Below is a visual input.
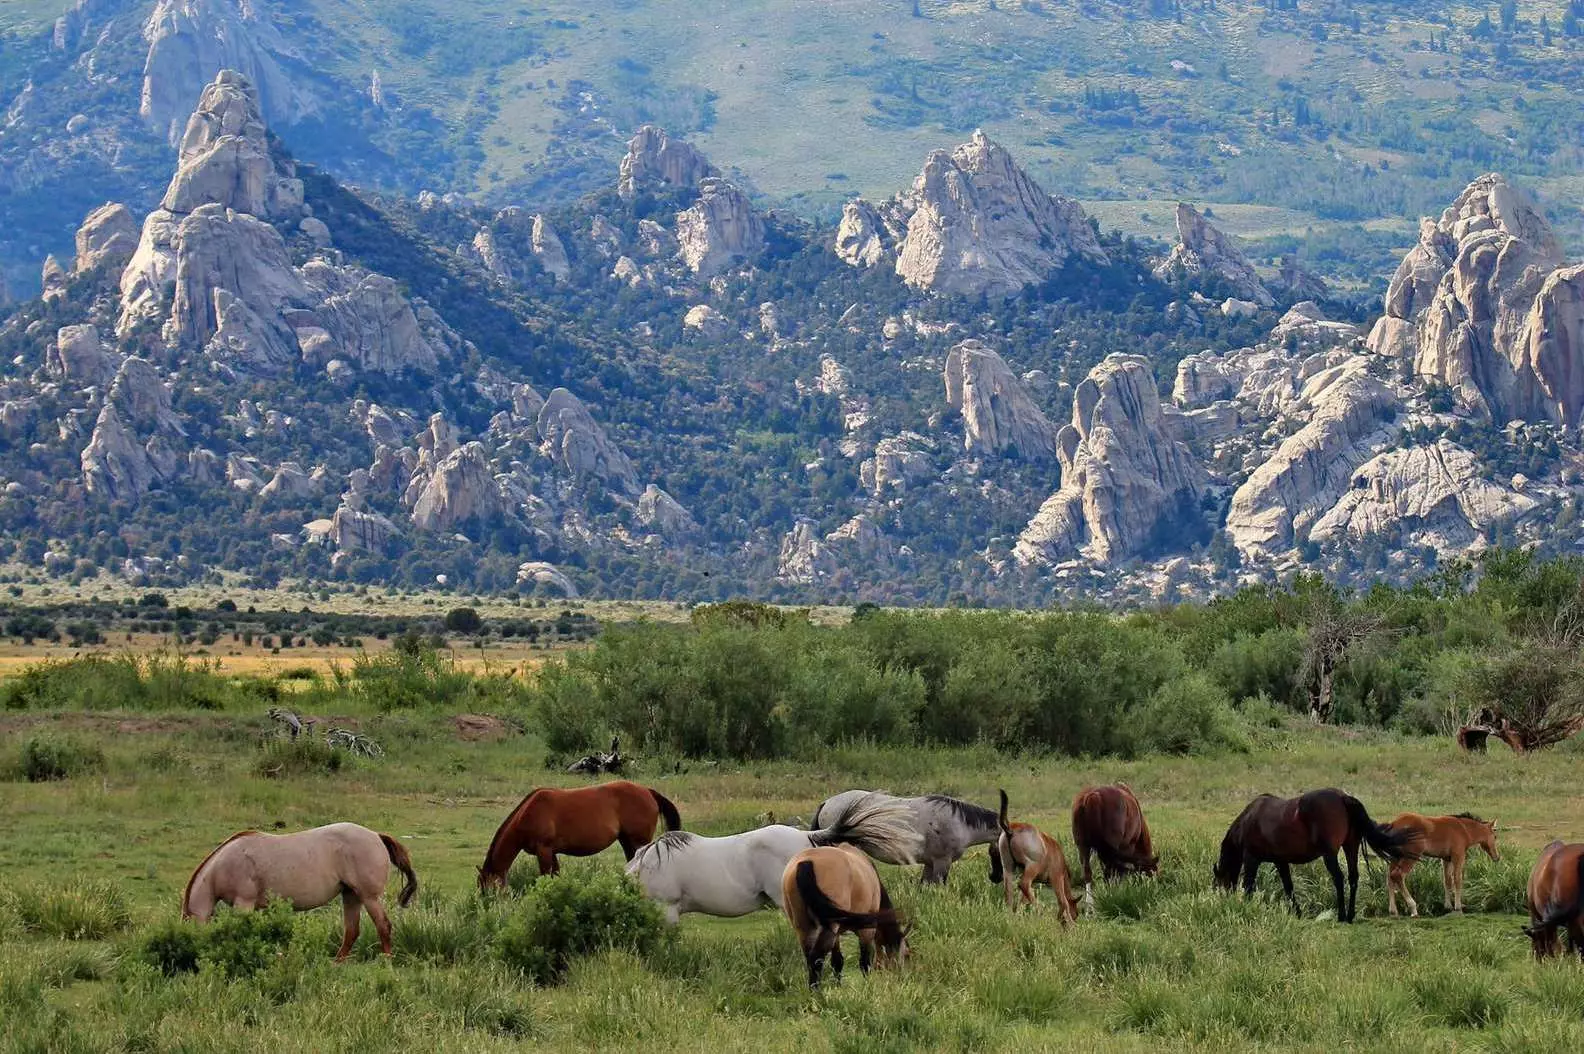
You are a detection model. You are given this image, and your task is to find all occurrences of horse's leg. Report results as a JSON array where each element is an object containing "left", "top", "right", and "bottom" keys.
[
  {"left": 1241, "top": 856, "right": 1259, "bottom": 899},
  {"left": 1386, "top": 862, "right": 1400, "bottom": 917},
  {"left": 1451, "top": 850, "right": 1465, "bottom": 913},
  {"left": 1568, "top": 919, "right": 1584, "bottom": 961},
  {"left": 1079, "top": 846, "right": 1096, "bottom": 913},
  {"left": 365, "top": 897, "right": 393, "bottom": 956},
  {"left": 1322, "top": 852, "right": 1347, "bottom": 922},
  {"left": 808, "top": 927, "right": 838, "bottom": 989},
  {"left": 1002, "top": 850, "right": 1018, "bottom": 911},
  {"left": 1441, "top": 858, "right": 1454, "bottom": 912},
  {"left": 1275, "top": 862, "right": 1298, "bottom": 914},
  {"left": 617, "top": 833, "right": 640, "bottom": 861},
  {"left": 829, "top": 937, "right": 845, "bottom": 984},
  {"left": 1020, "top": 865, "right": 1038, "bottom": 910},
  {"left": 1344, "top": 842, "right": 1360, "bottom": 922},
  {"left": 859, "top": 934, "right": 874, "bottom": 974},
  {"left": 536, "top": 848, "right": 559, "bottom": 877},
  {"left": 335, "top": 891, "right": 361, "bottom": 962}
]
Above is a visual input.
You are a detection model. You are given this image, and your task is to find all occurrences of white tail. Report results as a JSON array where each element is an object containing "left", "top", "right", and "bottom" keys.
[{"left": 809, "top": 792, "right": 923, "bottom": 864}]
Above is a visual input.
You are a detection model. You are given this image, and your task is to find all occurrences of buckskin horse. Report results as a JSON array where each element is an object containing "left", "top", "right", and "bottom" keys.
[
  {"left": 1213, "top": 789, "right": 1416, "bottom": 921},
  {"left": 1383, "top": 812, "right": 1500, "bottom": 917},
  {"left": 811, "top": 789, "right": 1003, "bottom": 885},
  {"left": 1525, "top": 840, "right": 1584, "bottom": 959},
  {"left": 627, "top": 792, "right": 920, "bottom": 922},
  {"left": 183, "top": 823, "right": 418, "bottom": 961},
  {"left": 780, "top": 844, "right": 910, "bottom": 989},
  {"left": 1071, "top": 783, "right": 1159, "bottom": 909},
  {"left": 478, "top": 779, "right": 681, "bottom": 889}
]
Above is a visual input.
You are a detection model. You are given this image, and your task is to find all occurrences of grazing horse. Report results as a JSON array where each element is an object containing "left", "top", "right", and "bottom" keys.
[
  {"left": 1213, "top": 789, "right": 1415, "bottom": 922},
  {"left": 996, "top": 790, "right": 1078, "bottom": 921},
  {"left": 1525, "top": 840, "right": 1584, "bottom": 959},
  {"left": 627, "top": 793, "right": 922, "bottom": 923},
  {"left": 183, "top": 823, "right": 418, "bottom": 961},
  {"left": 781, "top": 844, "right": 910, "bottom": 989},
  {"left": 812, "top": 789, "right": 1003, "bottom": 884},
  {"left": 1384, "top": 813, "right": 1500, "bottom": 917},
  {"left": 1071, "top": 783, "right": 1159, "bottom": 909},
  {"left": 478, "top": 780, "right": 681, "bottom": 889}
]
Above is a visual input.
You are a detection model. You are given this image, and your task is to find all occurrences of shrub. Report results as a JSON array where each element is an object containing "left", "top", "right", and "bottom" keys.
[
  {"left": 445, "top": 607, "right": 483, "bottom": 635},
  {"left": 497, "top": 870, "right": 668, "bottom": 985},
  {"left": 1130, "top": 673, "right": 1250, "bottom": 756},
  {"left": 254, "top": 737, "right": 346, "bottom": 778},
  {"left": 10, "top": 735, "right": 104, "bottom": 782},
  {"left": 1, "top": 880, "right": 130, "bottom": 939},
  {"left": 201, "top": 903, "right": 296, "bottom": 978},
  {"left": 137, "top": 920, "right": 204, "bottom": 976}
]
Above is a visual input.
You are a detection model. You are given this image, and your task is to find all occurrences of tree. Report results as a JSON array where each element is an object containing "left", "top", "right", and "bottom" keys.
[
  {"left": 1296, "top": 589, "right": 1388, "bottom": 722},
  {"left": 1466, "top": 640, "right": 1584, "bottom": 753},
  {"left": 444, "top": 606, "right": 484, "bottom": 635}
]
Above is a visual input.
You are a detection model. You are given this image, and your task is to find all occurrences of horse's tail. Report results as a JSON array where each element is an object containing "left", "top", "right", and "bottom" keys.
[
  {"left": 807, "top": 792, "right": 921, "bottom": 864},
  {"left": 794, "top": 860, "right": 887, "bottom": 931},
  {"left": 1524, "top": 851, "right": 1584, "bottom": 938},
  {"left": 998, "top": 789, "right": 1013, "bottom": 837},
  {"left": 380, "top": 833, "right": 419, "bottom": 907},
  {"left": 1342, "top": 794, "right": 1417, "bottom": 862},
  {"left": 650, "top": 789, "right": 683, "bottom": 832}
]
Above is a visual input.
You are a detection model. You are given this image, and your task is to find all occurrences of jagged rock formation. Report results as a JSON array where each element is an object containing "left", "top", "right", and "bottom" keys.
[
  {"left": 1309, "top": 439, "right": 1535, "bottom": 548},
  {"left": 1015, "top": 355, "right": 1202, "bottom": 566},
  {"left": 258, "top": 462, "right": 317, "bottom": 503},
  {"left": 835, "top": 131, "right": 1107, "bottom": 297},
  {"left": 140, "top": 0, "right": 315, "bottom": 146},
  {"left": 467, "top": 209, "right": 570, "bottom": 283},
  {"left": 861, "top": 433, "right": 935, "bottom": 495},
  {"left": 410, "top": 443, "right": 500, "bottom": 531},
  {"left": 1367, "top": 173, "right": 1584, "bottom": 426},
  {"left": 329, "top": 505, "right": 396, "bottom": 552},
  {"left": 81, "top": 406, "right": 158, "bottom": 500},
  {"left": 41, "top": 256, "right": 68, "bottom": 303},
  {"left": 683, "top": 304, "right": 729, "bottom": 337},
  {"left": 530, "top": 215, "right": 570, "bottom": 281},
  {"left": 48, "top": 325, "right": 115, "bottom": 387},
  {"left": 1153, "top": 204, "right": 1273, "bottom": 307},
  {"left": 301, "top": 263, "right": 444, "bottom": 375},
  {"left": 517, "top": 562, "right": 578, "bottom": 596},
  {"left": 73, "top": 204, "right": 139, "bottom": 276},
  {"left": 825, "top": 514, "right": 894, "bottom": 567},
  {"left": 777, "top": 519, "right": 836, "bottom": 583},
  {"left": 675, "top": 179, "right": 765, "bottom": 276},
  {"left": 944, "top": 339, "right": 1058, "bottom": 460},
  {"left": 617, "top": 126, "right": 717, "bottom": 199},
  {"left": 636, "top": 485, "right": 697, "bottom": 538},
  {"left": 160, "top": 71, "right": 303, "bottom": 219},
  {"left": 536, "top": 387, "right": 638, "bottom": 492},
  {"left": 1173, "top": 303, "right": 1359, "bottom": 417},
  {"left": 1224, "top": 357, "right": 1399, "bottom": 556}
]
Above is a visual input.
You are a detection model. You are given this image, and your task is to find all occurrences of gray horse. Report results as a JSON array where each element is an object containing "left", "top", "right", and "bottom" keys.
[{"left": 812, "top": 789, "right": 1003, "bottom": 885}]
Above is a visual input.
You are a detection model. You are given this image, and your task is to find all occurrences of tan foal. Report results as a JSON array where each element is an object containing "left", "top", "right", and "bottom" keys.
[
  {"left": 996, "top": 790, "right": 1079, "bottom": 922},
  {"left": 1385, "top": 813, "right": 1498, "bottom": 917}
]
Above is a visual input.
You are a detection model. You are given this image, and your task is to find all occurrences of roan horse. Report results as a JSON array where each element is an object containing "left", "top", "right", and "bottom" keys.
[
  {"left": 183, "top": 823, "right": 418, "bottom": 961},
  {"left": 1525, "top": 840, "right": 1584, "bottom": 959},
  {"left": 812, "top": 789, "right": 1003, "bottom": 884},
  {"left": 626, "top": 793, "right": 922, "bottom": 922},
  {"left": 1383, "top": 812, "right": 1500, "bottom": 917},
  {"left": 479, "top": 779, "right": 681, "bottom": 889},
  {"left": 781, "top": 844, "right": 910, "bottom": 989},
  {"left": 1214, "top": 789, "right": 1416, "bottom": 922},
  {"left": 996, "top": 790, "right": 1079, "bottom": 921},
  {"left": 1071, "top": 783, "right": 1159, "bottom": 909}
]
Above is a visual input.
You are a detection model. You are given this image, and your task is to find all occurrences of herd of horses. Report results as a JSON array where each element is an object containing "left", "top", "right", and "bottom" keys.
[{"left": 178, "top": 779, "right": 1584, "bottom": 988}]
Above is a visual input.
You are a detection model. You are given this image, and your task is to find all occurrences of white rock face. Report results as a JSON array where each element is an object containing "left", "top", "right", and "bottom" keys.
[
  {"left": 825, "top": 514, "right": 893, "bottom": 566},
  {"left": 861, "top": 433, "right": 935, "bottom": 495},
  {"left": 410, "top": 442, "right": 500, "bottom": 531},
  {"left": 109, "top": 356, "right": 182, "bottom": 434},
  {"left": 73, "top": 204, "right": 139, "bottom": 275},
  {"left": 836, "top": 130, "right": 1107, "bottom": 297},
  {"left": 140, "top": 0, "right": 315, "bottom": 146},
  {"left": 517, "top": 561, "right": 578, "bottom": 597},
  {"left": 1153, "top": 204, "right": 1273, "bottom": 307},
  {"left": 530, "top": 215, "right": 570, "bottom": 281},
  {"left": 1367, "top": 173, "right": 1584, "bottom": 425},
  {"left": 1309, "top": 439, "right": 1535, "bottom": 548},
  {"left": 161, "top": 69, "right": 302, "bottom": 219},
  {"left": 944, "top": 339, "right": 1058, "bottom": 460},
  {"left": 636, "top": 484, "right": 697, "bottom": 538},
  {"left": 1015, "top": 355, "right": 1202, "bottom": 566},
  {"left": 302, "top": 263, "right": 442, "bottom": 375},
  {"left": 777, "top": 519, "right": 836, "bottom": 583},
  {"left": 536, "top": 388, "right": 638, "bottom": 493},
  {"left": 617, "top": 125, "right": 717, "bottom": 199},
  {"left": 81, "top": 405, "right": 157, "bottom": 500},
  {"left": 683, "top": 304, "right": 729, "bottom": 337},
  {"left": 675, "top": 178, "right": 765, "bottom": 276},
  {"left": 258, "top": 461, "right": 317, "bottom": 503},
  {"left": 49, "top": 325, "right": 114, "bottom": 387},
  {"left": 1224, "top": 357, "right": 1399, "bottom": 556},
  {"left": 330, "top": 505, "right": 397, "bottom": 552}
]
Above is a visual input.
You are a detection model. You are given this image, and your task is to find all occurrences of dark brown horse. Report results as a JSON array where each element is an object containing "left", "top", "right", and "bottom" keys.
[
  {"left": 478, "top": 780, "right": 681, "bottom": 889},
  {"left": 1525, "top": 840, "right": 1584, "bottom": 959},
  {"left": 1213, "top": 789, "right": 1415, "bottom": 921},
  {"left": 1071, "top": 784, "right": 1158, "bottom": 908}
]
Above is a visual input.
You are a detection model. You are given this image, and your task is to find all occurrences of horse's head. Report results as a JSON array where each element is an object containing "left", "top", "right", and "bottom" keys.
[
  {"left": 877, "top": 917, "right": 912, "bottom": 969},
  {"left": 477, "top": 865, "right": 508, "bottom": 894},
  {"left": 1212, "top": 830, "right": 1241, "bottom": 891},
  {"left": 1480, "top": 819, "right": 1500, "bottom": 862},
  {"left": 1137, "top": 854, "right": 1161, "bottom": 878}
]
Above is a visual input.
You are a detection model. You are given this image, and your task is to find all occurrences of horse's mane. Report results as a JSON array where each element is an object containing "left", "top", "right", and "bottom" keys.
[
  {"left": 483, "top": 789, "right": 546, "bottom": 872},
  {"left": 631, "top": 829, "right": 698, "bottom": 869},
  {"left": 182, "top": 830, "right": 257, "bottom": 914},
  {"left": 1452, "top": 812, "right": 1488, "bottom": 823},
  {"left": 921, "top": 794, "right": 997, "bottom": 829}
]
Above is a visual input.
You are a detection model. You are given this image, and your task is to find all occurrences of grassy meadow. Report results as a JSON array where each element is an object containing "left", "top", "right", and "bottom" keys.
[{"left": 5, "top": 683, "right": 1584, "bottom": 1052}]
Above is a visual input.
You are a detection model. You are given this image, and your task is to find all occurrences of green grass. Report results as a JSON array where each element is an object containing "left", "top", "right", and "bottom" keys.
[{"left": 3, "top": 700, "right": 1584, "bottom": 1051}]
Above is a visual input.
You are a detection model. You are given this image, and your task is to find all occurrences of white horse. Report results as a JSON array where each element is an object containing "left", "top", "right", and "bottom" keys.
[
  {"left": 813, "top": 789, "right": 1004, "bottom": 885},
  {"left": 627, "top": 793, "right": 922, "bottom": 923}
]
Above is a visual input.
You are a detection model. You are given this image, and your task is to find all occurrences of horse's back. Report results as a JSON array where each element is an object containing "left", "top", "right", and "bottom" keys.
[
  {"left": 1529, "top": 841, "right": 1584, "bottom": 918},
  {"left": 782, "top": 844, "right": 881, "bottom": 926},
  {"left": 813, "top": 789, "right": 883, "bottom": 830}
]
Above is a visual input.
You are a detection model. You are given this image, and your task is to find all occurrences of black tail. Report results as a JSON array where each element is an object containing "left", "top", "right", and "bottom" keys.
[
  {"left": 998, "top": 789, "right": 1012, "bottom": 837},
  {"left": 1524, "top": 852, "right": 1584, "bottom": 937},
  {"left": 650, "top": 789, "right": 682, "bottom": 832},
  {"left": 795, "top": 860, "right": 886, "bottom": 930},
  {"left": 1342, "top": 794, "right": 1417, "bottom": 862}
]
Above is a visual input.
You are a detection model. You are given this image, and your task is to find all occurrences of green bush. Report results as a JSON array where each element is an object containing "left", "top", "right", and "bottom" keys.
[
  {"left": 137, "top": 920, "right": 204, "bottom": 976},
  {"left": 497, "top": 870, "right": 668, "bottom": 985},
  {"left": 254, "top": 737, "right": 346, "bottom": 778},
  {"left": 1, "top": 880, "right": 130, "bottom": 939},
  {"left": 201, "top": 903, "right": 296, "bottom": 978},
  {"left": 10, "top": 734, "right": 104, "bottom": 782},
  {"left": 1130, "top": 673, "right": 1250, "bottom": 756}
]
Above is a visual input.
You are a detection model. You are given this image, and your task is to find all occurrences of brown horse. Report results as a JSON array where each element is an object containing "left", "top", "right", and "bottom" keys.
[
  {"left": 1213, "top": 789, "right": 1416, "bottom": 922},
  {"left": 1071, "top": 783, "right": 1158, "bottom": 909},
  {"left": 1384, "top": 813, "right": 1499, "bottom": 917},
  {"left": 996, "top": 790, "right": 1079, "bottom": 921},
  {"left": 1525, "top": 840, "right": 1584, "bottom": 959},
  {"left": 478, "top": 779, "right": 681, "bottom": 889},
  {"left": 183, "top": 823, "right": 418, "bottom": 961},
  {"left": 780, "top": 844, "right": 909, "bottom": 989}
]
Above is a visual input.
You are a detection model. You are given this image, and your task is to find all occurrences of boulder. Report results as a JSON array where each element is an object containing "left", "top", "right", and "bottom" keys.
[
  {"left": 675, "top": 178, "right": 765, "bottom": 276},
  {"left": 535, "top": 387, "right": 638, "bottom": 492},
  {"left": 777, "top": 519, "right": 836, "bottom": 583},
  {"left": 81, "top": 405, "right": 157, "bottom": 500},
  {"left": 41, "top": 255, "right": 68, "bottom": 303},
  {"left": 1015, "top": 355, "right": 1203, "bottom": 566},
  {"left": 530, "top": 215, "right": 570, "bottom": 281},
  {"left": 944, "top": 339, "right": 1058, "bottom": 460},
  {"left": 516, "top": 561, "right": 578, "bottom": 597},
  {"left": 825, "top": 514, "right": 893, "bottom": 566},
  {"left": 330, "top": 505, "right": 397, "bottom": 552},
  {"left": 636, "top": 484, "right": 697, "bottom": 538},
  {"left": 683, "top": 304, "right": 730, "bottom": 337},
  {"left": 837, "top": 130, "right": 1107, "bottom": 298},
  {"left": 109, "top": 356, "right": 182, "bottom": 434},
  {"left": 257, "top": 461, "right": 317, "bottom": 503},
  {"left": 861, "top": 433, "right": 935, "bottom": 494},
  {"left": 1153, "top": 204, "right": 1274, "bottom": 307},
  {"left": 410, "top": 442, "right": 501, "bottom": 531},
  {"left": 617, "top": 125, "right": 717, "bottom": 198},
  {"left": 73, "top": 203, "right": 139, "bottom": 275},
  {"left": 302, "top": 263, "right": 441, "bottom": 375},
  {"left": 48, "top": 325, "right": 114, "bottom": 387}
]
